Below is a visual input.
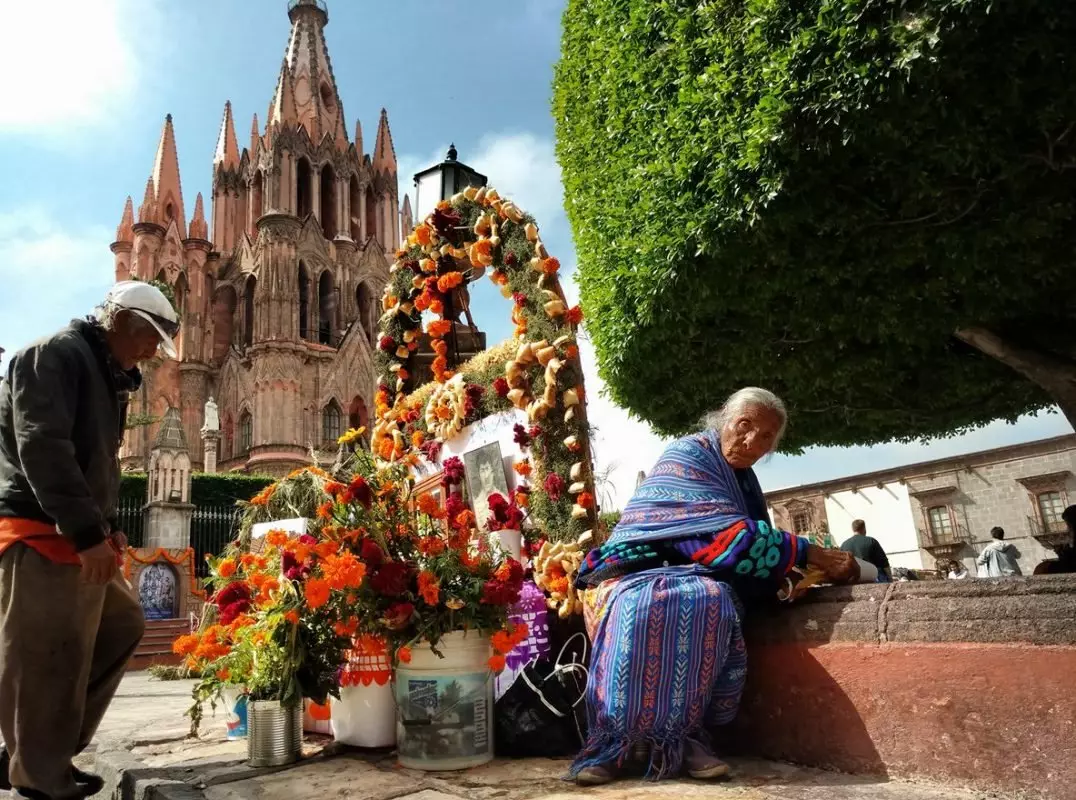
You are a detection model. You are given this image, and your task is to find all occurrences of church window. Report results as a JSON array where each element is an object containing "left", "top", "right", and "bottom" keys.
[
  {"left": 791, "top": 511, "right": 811, "bottom": 535},
  {"left": 164, "top": 203, "right": 175, "bottom": 222},
  {"left": 251, "top": 172, "right": 264, "bottom": 227},
  {"left": 320, "top": 163, "right": 336, "bottom": 239},
  {"left": 356, "top": 283, "right": 373, "bottom": 343},
  {"left": 243, "top": 277, "right": 256, "bottom": 347},
  {"left": 322, "top": 402, "right": 342, "bottom": 445},
  {"left": 926, "top": 506, "right": 955, "bottom": 544},
  {"left": 298, "top": 262, "right": 311, "bottom": 340},
  {"left": 239, "top": 412, "right": 253, "bottom": 454},
  {"left": 318, "top": 270, "right": 335, "bottom": 346},
  {"left": 364, "top": 184, "right": 377, "bottom": 242},
  {"left": 1037, "top": 491, "right": 1066, "bottom": 531},
  {"left": 319, "top": 82, "right": 336, "bottom": 112},
  {"left": 297, "top": 158, "right": 312, "bottom": 218},
  {"left": 349, "top": 176, "right": 361, "bottom": 240}
]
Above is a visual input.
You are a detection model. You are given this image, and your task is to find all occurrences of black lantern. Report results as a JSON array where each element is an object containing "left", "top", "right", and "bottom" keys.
[{"left": 413, "top": 144, "right": 488, "bottom": 223}]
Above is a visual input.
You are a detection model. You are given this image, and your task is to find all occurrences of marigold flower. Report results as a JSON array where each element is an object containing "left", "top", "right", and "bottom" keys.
[
  {"left": 416, "top": 493, "right": 443, "bottom": 518},
  {"left": 432, "top": 339, "right": 449, "bottom": 357},
  {"left": 436, "top": 272, "right": 464, "bottom": 293},
  {"left": 454, "top": 509, "right": 476, "bottom": 531},
  {"left": 285, "top": 609, "right": 300, "bottom": 624},
  {"left": 397, "top": 646, "right": 412, "bottom": 664},
  {"left": 563, "top": 344, "right": 580, "bottom": 361},
  {"left": 414, "top": 224, "right": 433, "bottom": 246},
  {"left": 265, "top": 530, "right": 288, "bottom": 548},
  {"left": 491, "top": 270, "right": 509, "bottom": 285},
  {"left": 321, "top": 552, "right": 367, "bottom": 591},
  {"left": 257, "top": 578, "right": 280, "bottom": 606},
  {"left": 172, "top": 633, "right": 200, "bottom": 656},
  {"left": 540, "top": 257, "right": 560, "bottom": 276},
  {"left": 488, "top": 654, "right": 507, "bottom": 672},
  {"left": 216, "top": 668, "right": 231, "bottom": 681},
  {"left": 217, "top": 558, "right": 237, "bottom": 579},
  {"left": 304, "top": 578, "right": 331, "bottom": 610},
  {"left": 429, "top": 298, "right": 445, "bottom": 316},
  {"left": 567, "top": 305, "right": 584, "bottom": 325},
  {"left": 577, "top": 491, "right": 595, "bottom": 510},
  {"left": 513, "top": 460, "right": 532, "bottom": 478},
  {"left": 427, "top": 319, "right": 453, "bottom": 339},
  {"left": 308, "top": 701, "right": 332, "bottom": 721},
  {"left": 417, "top": 570, "right": 440, "bottom": 605}
]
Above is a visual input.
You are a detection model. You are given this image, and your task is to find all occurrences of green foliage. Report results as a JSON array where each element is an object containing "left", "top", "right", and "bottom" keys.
[
  {"left": 553, "top": 0, "right": 1076, "bottom": 449},
  {"left": 120, "top": 472, "right": 274, "bottom": 507},
  {"left": 125, "top": 412, "right": 160, "bottom": 431}
]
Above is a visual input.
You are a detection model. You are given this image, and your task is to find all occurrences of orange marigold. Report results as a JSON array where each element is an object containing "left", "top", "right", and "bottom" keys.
[
  {"left": 325, "top": 480, "right": 347, "bottom": 498},
  {"left": 488, "top": 653, "right": 507, "bottom": 672},
  {"left": 304, "top": 578, "right": 331, "bottom": 609},
  {"left": 418, "top": 536, "right": 446, "bottom": 556},
  {"left": 432, "top": 339, "right": 449, "bottom": 357},
  {"left": 429, "top": 298, "right": 444, "bottom": 316},
  {"left": 378, "top": 438, "right": 395, "bottom": 460},
  {"left": 265, "top": 530, "right": 288, "bottom": 548},
  {"left": 567, "top": 305, "right": 584, "bottom": 325},
  {"left": 414, "top": 224, "right": 433, "bottom": 246},
  {"left": 540, "top": 257, "right": 561, "bottom": 275},
  {"left": 316, "top": 500, "right": 334, "bottom": 521},
  {"left": 417, "top": 570, "right": 440, "bottom": 606},
  {"left": 285, "top": 609, "right": 300, "bottom": 625},
  {"left": 217, "top": 558, "right": 237, "bottom": 578},
  {"left": 436, "top": 272, "right": 464, "bottom": 293},
  {"left": 416, "top": 493, "right": 443, "bottom": 518},
  {"left": 513, "top": 460, "right": 532, "bottom": 478},
  {"left": 172, "top": 633, "right": 200, "bottom": 656},
  {"left": 397, "top": 646, "right": 412, "bottom": 664},
  {"left": 216, "top": 668, "right": 231, "bottom": 681},
  {"left": 490, "top": 270, "right": 509, "bottom": 286},
  {"left": 321, "top": 552, "right": 367, "bottom": 591},
  {"left": 308, "top": 701, "right": 332, "bottom": 721},
  {"left": 577, "top": 492, "right": 595, "bottom": 509},
  {"left": 454, "top": 509, "right": 476, "bottom": 530},
  {"left": 427, "top": 319, "right": 453, "bottom": 338},
  {"left": 257, "top": 578, "right": 280, "bottom": 605},
  {"left": 411, "top": 430, "right": 426, "bottom": 447},
  {"left": 563, "top": 344, "right": 580, "bottom": 361}
]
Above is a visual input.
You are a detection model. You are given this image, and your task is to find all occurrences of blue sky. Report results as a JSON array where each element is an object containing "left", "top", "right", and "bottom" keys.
[{"left": 0, "top": 0, "right": 1070, "bottom": 508}]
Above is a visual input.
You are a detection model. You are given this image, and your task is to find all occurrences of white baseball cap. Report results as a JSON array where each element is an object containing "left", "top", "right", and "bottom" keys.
[{"left": 105, "top": 281, "right": 181, "bottom": 358}]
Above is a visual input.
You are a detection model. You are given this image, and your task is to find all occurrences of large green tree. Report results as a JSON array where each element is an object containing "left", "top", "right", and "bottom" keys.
[{"left": 553, "top": 0, "right": 1076, "bottom": 450}]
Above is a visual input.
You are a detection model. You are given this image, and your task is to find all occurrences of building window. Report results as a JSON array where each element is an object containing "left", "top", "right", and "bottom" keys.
[
  {"left": 927, "top": 506, "right": 954, "bottom": 543},
  {"left": 1038, "top": 491, "right": 1066, "bottom": 530},
  {"left": 791, "top": 511, "right": 811, "bottom": 535},
  {"left": 239, "top": 412, "right": 253, "bottom": 454},
  {"left": 322, "top": 402, "right": 341, "bottom": 445}
]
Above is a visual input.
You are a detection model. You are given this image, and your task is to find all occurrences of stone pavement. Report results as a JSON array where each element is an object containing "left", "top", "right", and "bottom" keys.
[{"left": 85, "top": 673, "right": 1020, "bottom": 800}]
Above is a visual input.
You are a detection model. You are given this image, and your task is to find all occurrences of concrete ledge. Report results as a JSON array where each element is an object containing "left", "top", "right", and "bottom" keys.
[{"left": 723, "top": 576, "right": 1076, "bottom": 798}]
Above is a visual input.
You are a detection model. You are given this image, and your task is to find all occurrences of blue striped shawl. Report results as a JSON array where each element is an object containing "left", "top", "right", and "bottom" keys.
[{"left": 609, "top": 430, "right": 758, "bottom": 546}]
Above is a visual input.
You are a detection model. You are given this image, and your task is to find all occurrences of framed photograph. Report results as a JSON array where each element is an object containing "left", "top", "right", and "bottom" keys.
[{"left": 463, "top": 441, "right": 510, "bottom": 533}]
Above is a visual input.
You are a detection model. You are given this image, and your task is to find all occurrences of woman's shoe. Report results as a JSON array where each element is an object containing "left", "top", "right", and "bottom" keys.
[
  {"left": 684, "top": 741, "right": 730, "bottom": 780},
  {"left": 574, "top": 763, "right": 618, "bottom": 786}
]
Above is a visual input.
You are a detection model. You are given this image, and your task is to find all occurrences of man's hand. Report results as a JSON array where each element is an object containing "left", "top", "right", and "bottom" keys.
[
  {"left": 807, "top": 545, "right": 860, "bottom": 584},
  {"left": 110, "top": 530, "right": 129, "bottom": 552},
  {"left": 80, "top": 541, "right": 118, "bottom": 585}
]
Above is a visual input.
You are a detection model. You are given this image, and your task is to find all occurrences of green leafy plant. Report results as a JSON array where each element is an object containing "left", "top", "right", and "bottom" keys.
[{"left": 553, "top": 0, "right": 1076, "bottom": 449}]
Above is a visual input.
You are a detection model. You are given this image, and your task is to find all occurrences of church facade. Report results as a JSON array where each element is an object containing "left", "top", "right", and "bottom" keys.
[{"left": 112, "top": 0, "right": 414, "bottom": 476}]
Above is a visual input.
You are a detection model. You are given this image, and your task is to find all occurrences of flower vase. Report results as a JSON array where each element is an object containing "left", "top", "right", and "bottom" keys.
[
  {"left": 247, "top": 700, "right": 302, "bottom": 767},
  {"left": 394, "top": 631, "right": 494, "bottom": 771},
  {"left": 491, "top": 528, "right": 522, "bottom": 561}
]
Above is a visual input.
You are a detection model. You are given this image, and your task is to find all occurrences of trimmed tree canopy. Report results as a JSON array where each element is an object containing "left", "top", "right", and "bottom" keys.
[{"left": 553, "top": 0, "right": 1076, "bottom": 450}]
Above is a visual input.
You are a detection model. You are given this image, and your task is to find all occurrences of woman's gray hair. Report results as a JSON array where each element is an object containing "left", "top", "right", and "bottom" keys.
[
  {"left": 93, "top": 301, "right": 156, "bottom": 335},
  {"left": 703, "top": 387, "right": 788, "bottom": 449}
]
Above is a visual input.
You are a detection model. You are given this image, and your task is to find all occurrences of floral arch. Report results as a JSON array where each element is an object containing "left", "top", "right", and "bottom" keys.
[{"left": 372, "top": 186, "right": 596, "bottom": 542}]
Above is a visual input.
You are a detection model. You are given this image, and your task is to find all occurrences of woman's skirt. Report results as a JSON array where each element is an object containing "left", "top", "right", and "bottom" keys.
[{"left": 569, "top": 567, "right": 746, "bottom": 780}]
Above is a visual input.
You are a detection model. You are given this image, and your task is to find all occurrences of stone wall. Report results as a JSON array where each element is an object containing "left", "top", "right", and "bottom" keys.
[{"left": 722, "top": 576, "right": 1076, "bottom": 798}]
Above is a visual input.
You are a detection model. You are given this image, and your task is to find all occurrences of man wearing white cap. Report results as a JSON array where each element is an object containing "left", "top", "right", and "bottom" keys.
[{"left": 0, "top": 281, "right": 179, "bottom": 799}]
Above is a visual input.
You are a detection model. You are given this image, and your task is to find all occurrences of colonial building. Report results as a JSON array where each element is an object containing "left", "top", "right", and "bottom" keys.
[
  {"left": 113, "top": 0, "right": 405, "bottom": 475},
  {"left": 766, "top": 434, "right": 1076, "bottom": 575}
]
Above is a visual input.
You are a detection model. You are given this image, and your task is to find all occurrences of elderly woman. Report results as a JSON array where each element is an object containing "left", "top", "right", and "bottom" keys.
[{"left": 569, "top": 387, "right": 857, "bottom": 785}]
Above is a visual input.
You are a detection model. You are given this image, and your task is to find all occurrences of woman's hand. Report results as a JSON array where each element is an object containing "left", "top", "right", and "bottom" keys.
[{"left": 806, "top": 545, "right": 860, "bottom": 584}]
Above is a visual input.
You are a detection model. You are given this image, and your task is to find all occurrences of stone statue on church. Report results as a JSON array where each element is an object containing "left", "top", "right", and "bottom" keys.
[{"left": 202, "top": 396, "right": 220, "bottom": 433}]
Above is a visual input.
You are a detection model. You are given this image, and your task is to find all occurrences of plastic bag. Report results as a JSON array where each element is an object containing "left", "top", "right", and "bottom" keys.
[{"left": 494, "top": 632, "right": 589, "bottom": 758}]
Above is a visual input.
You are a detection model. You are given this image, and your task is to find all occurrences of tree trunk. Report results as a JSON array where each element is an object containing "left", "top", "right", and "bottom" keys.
[{"left": 954, "top": 326, "right": 1076, "bottom": 430}]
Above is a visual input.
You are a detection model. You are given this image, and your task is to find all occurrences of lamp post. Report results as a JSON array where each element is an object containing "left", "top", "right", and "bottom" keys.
[{"left": 412, "top": 144, "right": 488, "bottom": 224}]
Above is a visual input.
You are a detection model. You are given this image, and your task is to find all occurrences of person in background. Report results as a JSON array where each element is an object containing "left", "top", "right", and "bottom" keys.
[
  {"left": 1033, "top": 505, "right": 1076, "bottom": 575},
  {"left": 0, "top": 281, "right": 179, "bottom": 800},
  {"left": 947, "top": 560, "right": 970, "bottom": 580},
  {"left": 839, "top": 519, "right": 891, "bottom": 582},
  {"left": 976, "top": 526, "right": 1022, "bottom": 578}
]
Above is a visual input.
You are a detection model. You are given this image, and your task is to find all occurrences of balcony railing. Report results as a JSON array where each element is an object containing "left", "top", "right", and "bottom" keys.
[
  {"left": 1027, "top": 515, "right": 1072, "bottom": 550},
  {"left": 918, "top": 522, "right": 970, "bottom": 549}
]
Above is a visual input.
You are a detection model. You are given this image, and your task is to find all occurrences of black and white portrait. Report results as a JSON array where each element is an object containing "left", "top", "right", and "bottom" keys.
[{"left": 463, "top": 442, "right": 510, "bottom": 532}]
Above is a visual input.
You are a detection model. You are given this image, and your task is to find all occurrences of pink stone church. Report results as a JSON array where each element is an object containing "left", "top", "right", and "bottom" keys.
[{"left": 112, "top": 0, "right": 412, "bottom": 476}]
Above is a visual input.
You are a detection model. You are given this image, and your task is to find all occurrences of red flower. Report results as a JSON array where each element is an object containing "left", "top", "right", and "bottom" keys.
[
  {"left": 512, "top": 292, "right": 527, "bottom": 307},
  {"left": 348, "top": 476, "right": 373, "bottom": 509},
  {"left": 444, "top": 493, "right": 466, "bottom": 529},
  {"left": 481, "top": 579, "right": 521, "bottom": 606},
  {"left": 567, "top": 305, "right": 584, "bottom": 325},
  {"left": 442, "top": 457, "right": 465, "bottom": 486},
  {"left": 419, "top": 439, "right": 443, "bottom": 463},
  {"left": 513, "top": 424, "right": 532, "bottom": 449},
  {"left": 430, "top": 205, "right": 462, "bottom": 239},
  {"left": 493, "top": 377, "right": 510, "bottom": 398},
  {"left": 214, "top": 582, "right": 252, "bottom": 625},
  {"left": 495, "top": 558, "right": 525, "bottom": 588},
  {"left": 543, "top": 473, "right": 566, "bottom": 502},
  {"left": 528, "top": 425, "right": 544, "bottom": 440},
  {"left": 360, "top": 538, "right": 384, "bottom": 567},
  {"left": 379, "top": 336, "right": 395, "bottom": 353},
  {"left": 383, "top": 602, "right": 415, "bottom": 631},
  {"left": 504, "top": 252, "right": 518, "bottom": 268},
  {"left": 464, "top": 383, "right": 485, "bottom": 418},
  {"left": 370, "top": 562, "right": 413, "bottom": 597}
]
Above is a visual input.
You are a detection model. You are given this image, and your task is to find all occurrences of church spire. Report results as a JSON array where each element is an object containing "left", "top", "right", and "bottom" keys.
[
  {"left": 189, "top": 193, "right": 208, "bottom": 241},
  {"left": 138, "top": 177, "right": 158, "bottom": 225},
  {"left": 250, "top": 113, "right": 260, "bottom": 156},
  {"left": 354, "top": 118, "right": 363, "bottom": 158},
  {"left": 151, "top": 114, "right": 187, "bottom": 238},
  {"left": 277, "top": 0, "right": 343, "bottom": 143},
  {"left": 267, "top": 60, "right": 299, "bottom": 130},
  {"left": 115, "top": 196, "right": 134, "bottom": 243},
  {"left": 372, "top": 108, "right": 397, "bottom": 174},
  {"left": 214, "top": 101, "right": 240, "bottom": 170}
]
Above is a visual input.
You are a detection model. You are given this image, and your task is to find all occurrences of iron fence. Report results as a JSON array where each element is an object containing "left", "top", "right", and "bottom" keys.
[{"left": 114, "top": 499, "right": 241, "bottom": 579}]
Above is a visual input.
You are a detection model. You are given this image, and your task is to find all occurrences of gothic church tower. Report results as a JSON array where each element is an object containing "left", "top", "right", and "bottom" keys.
[{"left": 114, "top": 0, "right": 405, "bottom": 475}]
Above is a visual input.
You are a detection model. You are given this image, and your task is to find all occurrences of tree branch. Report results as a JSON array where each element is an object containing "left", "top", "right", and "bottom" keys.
[{"left": 954, "top": 326, "right": 1076, "bottom": 396}]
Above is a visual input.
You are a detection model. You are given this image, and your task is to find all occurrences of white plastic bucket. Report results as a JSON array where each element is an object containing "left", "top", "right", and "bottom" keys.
[
  {"left": 331, "top": 683, "right": 396, "bottom": 748},
  {"left": 394, "top": 631, "right": 494, "bottom": 771}
]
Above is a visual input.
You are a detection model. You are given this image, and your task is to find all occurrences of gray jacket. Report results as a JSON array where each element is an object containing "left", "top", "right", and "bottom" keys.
[
  {"left": 0, "top": 319, "right": 140, "bottom": 551},
  {"left": 976, "top": 540, "right": 1022, "bottom": 578}
]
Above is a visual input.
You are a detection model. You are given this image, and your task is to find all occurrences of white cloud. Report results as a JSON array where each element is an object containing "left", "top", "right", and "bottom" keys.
[
  {"left": 0, "top": 0, "right": 162, "bottom": 138},
  {"left": 0, "top": 208, "right": 114, "bottom": 355}
]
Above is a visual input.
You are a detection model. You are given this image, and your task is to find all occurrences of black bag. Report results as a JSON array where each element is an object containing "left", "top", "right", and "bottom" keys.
[{"left": 494, "top": 632, "right": 589, "bottom": 758}]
